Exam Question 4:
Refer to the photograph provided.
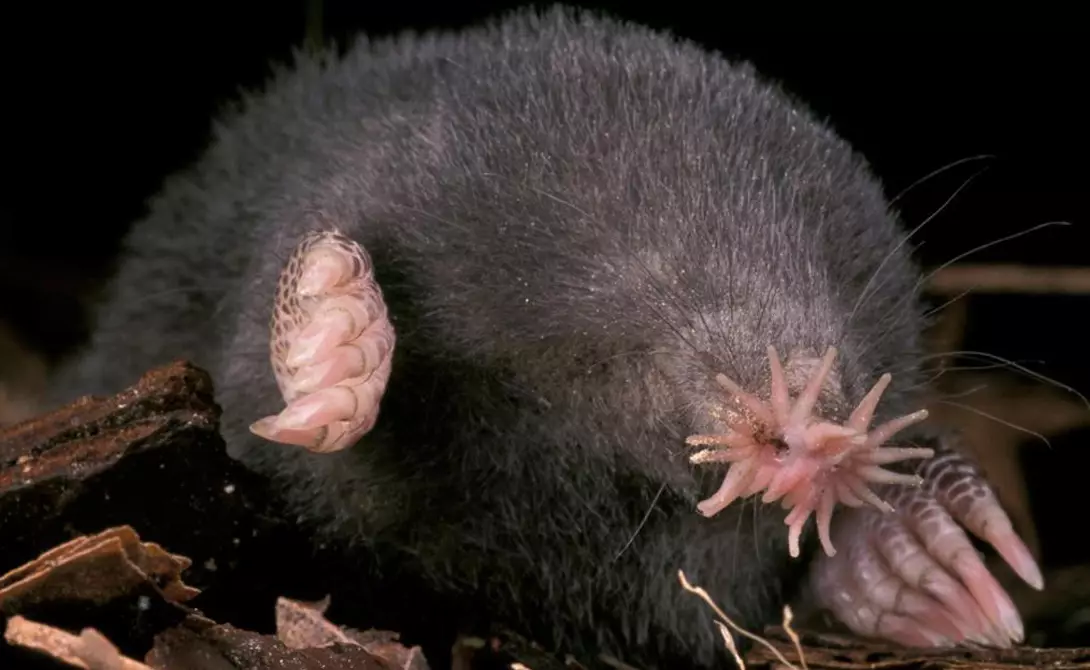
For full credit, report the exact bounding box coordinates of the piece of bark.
[0,528,433,670]
[927,264,1090,296]
[0,525,198,615]
[146,615,419,670]
[0,361,344,660]
[276,596,345,650]
[275,596,429,670]
[0,361,288,600]
[4,615,153,670]
[0,525,200,668]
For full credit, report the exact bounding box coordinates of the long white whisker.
[935,399,1052,448]
[847,167,989,327]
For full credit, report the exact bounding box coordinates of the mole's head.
[556,189,934,556]
[396,8,936,556]
[447,182,934,559]
[458,127,937,558]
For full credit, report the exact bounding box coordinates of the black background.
[3,4,1087,367]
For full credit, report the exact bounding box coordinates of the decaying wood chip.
[356,633,429,670]
[4,615,152,670]
[275,595,429,669]
[0,525,198,615]
[147,615,421,670]
[276,595,354,649]
[927,264,1090,296]
[0,360,218,472]
[0,361,286,605]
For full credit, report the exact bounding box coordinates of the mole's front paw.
[805,442,1042,648]
[250,229,395,453]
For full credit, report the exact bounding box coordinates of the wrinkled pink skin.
[807,459,1043,647]
[686,346,1043,647]
[252,230,1044,650]
[250,230,394,453]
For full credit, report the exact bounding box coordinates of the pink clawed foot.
[249,229,395,453]
[806,452,1044,648]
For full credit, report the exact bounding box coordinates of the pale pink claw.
[688,345,1042,650]
[250,229,395,453]
[293,346,368,394]
[833,521,970,645]
[873,515,997,644]
[926,456,1045,591]
[905,497,1024,643]
[805,447,1044,649]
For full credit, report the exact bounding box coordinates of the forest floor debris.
[0,361,1088,669]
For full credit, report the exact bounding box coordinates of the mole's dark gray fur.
[51,6,929,668]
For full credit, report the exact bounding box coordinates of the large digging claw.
[250,229,394,453]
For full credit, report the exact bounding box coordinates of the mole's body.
[49,7,1040,668]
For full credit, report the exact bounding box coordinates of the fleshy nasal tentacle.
[789,346,839,426]
[688,345,933,557]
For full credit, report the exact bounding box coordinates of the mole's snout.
[684,345,933,558]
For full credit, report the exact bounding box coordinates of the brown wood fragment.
[0,525,198,615]
[0,361,335,665]
[0,525,200,669]
[275,596,429,670]
[4,615,153,670]
[0,360,218,469]
[146,615,421,670]
[276,595,354,649]
[0,361,286,601]
[927,264,1090,296]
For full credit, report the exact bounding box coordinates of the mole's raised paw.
[805,449,1043,649]
[250,229,395,453]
